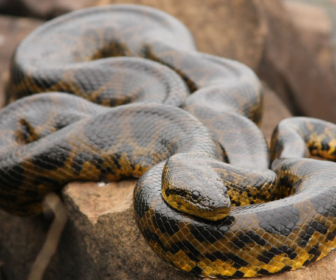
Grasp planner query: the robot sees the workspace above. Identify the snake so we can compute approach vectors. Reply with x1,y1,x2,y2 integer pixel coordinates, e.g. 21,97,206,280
2,4,336,278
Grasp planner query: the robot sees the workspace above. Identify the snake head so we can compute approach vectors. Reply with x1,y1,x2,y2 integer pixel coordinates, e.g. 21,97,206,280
162,153,231,221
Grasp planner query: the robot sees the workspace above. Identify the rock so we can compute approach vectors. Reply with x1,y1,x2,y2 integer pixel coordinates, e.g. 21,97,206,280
0,0,95,19
283,1,334,73
260,82,291,145
257,0,336,121
0,203,101,280
0,15,43,108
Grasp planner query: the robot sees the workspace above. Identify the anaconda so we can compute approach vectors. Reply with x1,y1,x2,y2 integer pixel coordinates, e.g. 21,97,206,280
1,4,336,278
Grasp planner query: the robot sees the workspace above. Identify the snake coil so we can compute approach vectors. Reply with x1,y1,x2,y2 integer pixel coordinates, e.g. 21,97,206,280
1,4,336,278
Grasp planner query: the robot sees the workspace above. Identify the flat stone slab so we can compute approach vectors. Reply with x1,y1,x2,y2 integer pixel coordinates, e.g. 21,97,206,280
0,15,43,108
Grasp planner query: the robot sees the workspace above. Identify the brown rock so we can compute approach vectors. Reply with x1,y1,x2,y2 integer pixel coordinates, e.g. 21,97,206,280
0,205,101,280
0,0,95,19
0,15,43,108
260,82,291,144
257,0,336,121
283,1,334,73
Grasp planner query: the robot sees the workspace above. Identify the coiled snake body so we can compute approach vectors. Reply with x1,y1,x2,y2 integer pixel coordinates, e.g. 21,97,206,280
2,4,336,278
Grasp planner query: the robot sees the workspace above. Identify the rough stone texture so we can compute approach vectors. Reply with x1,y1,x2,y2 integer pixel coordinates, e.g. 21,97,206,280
283,1,334,73
0,204,101,280
260,83,291,144
0,15,43,108
0,0,95,19
257,0,336,121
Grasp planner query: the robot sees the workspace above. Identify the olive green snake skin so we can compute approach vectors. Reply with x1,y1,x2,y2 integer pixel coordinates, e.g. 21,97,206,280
1,4,336,278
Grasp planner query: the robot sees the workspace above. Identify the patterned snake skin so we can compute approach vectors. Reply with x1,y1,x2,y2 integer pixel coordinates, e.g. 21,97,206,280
2,4,336,278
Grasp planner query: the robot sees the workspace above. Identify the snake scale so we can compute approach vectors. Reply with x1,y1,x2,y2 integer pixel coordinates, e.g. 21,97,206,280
2,4,336,278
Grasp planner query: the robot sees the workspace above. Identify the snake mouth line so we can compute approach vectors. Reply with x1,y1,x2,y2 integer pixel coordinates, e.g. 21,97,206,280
163,187,231,221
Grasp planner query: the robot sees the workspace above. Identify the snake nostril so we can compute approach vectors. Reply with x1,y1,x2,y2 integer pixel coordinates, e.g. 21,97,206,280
191,191,200,200
165,189,171,197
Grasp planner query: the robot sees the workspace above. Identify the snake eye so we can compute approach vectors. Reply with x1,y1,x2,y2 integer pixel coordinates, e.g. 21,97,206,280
191,191,200,200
